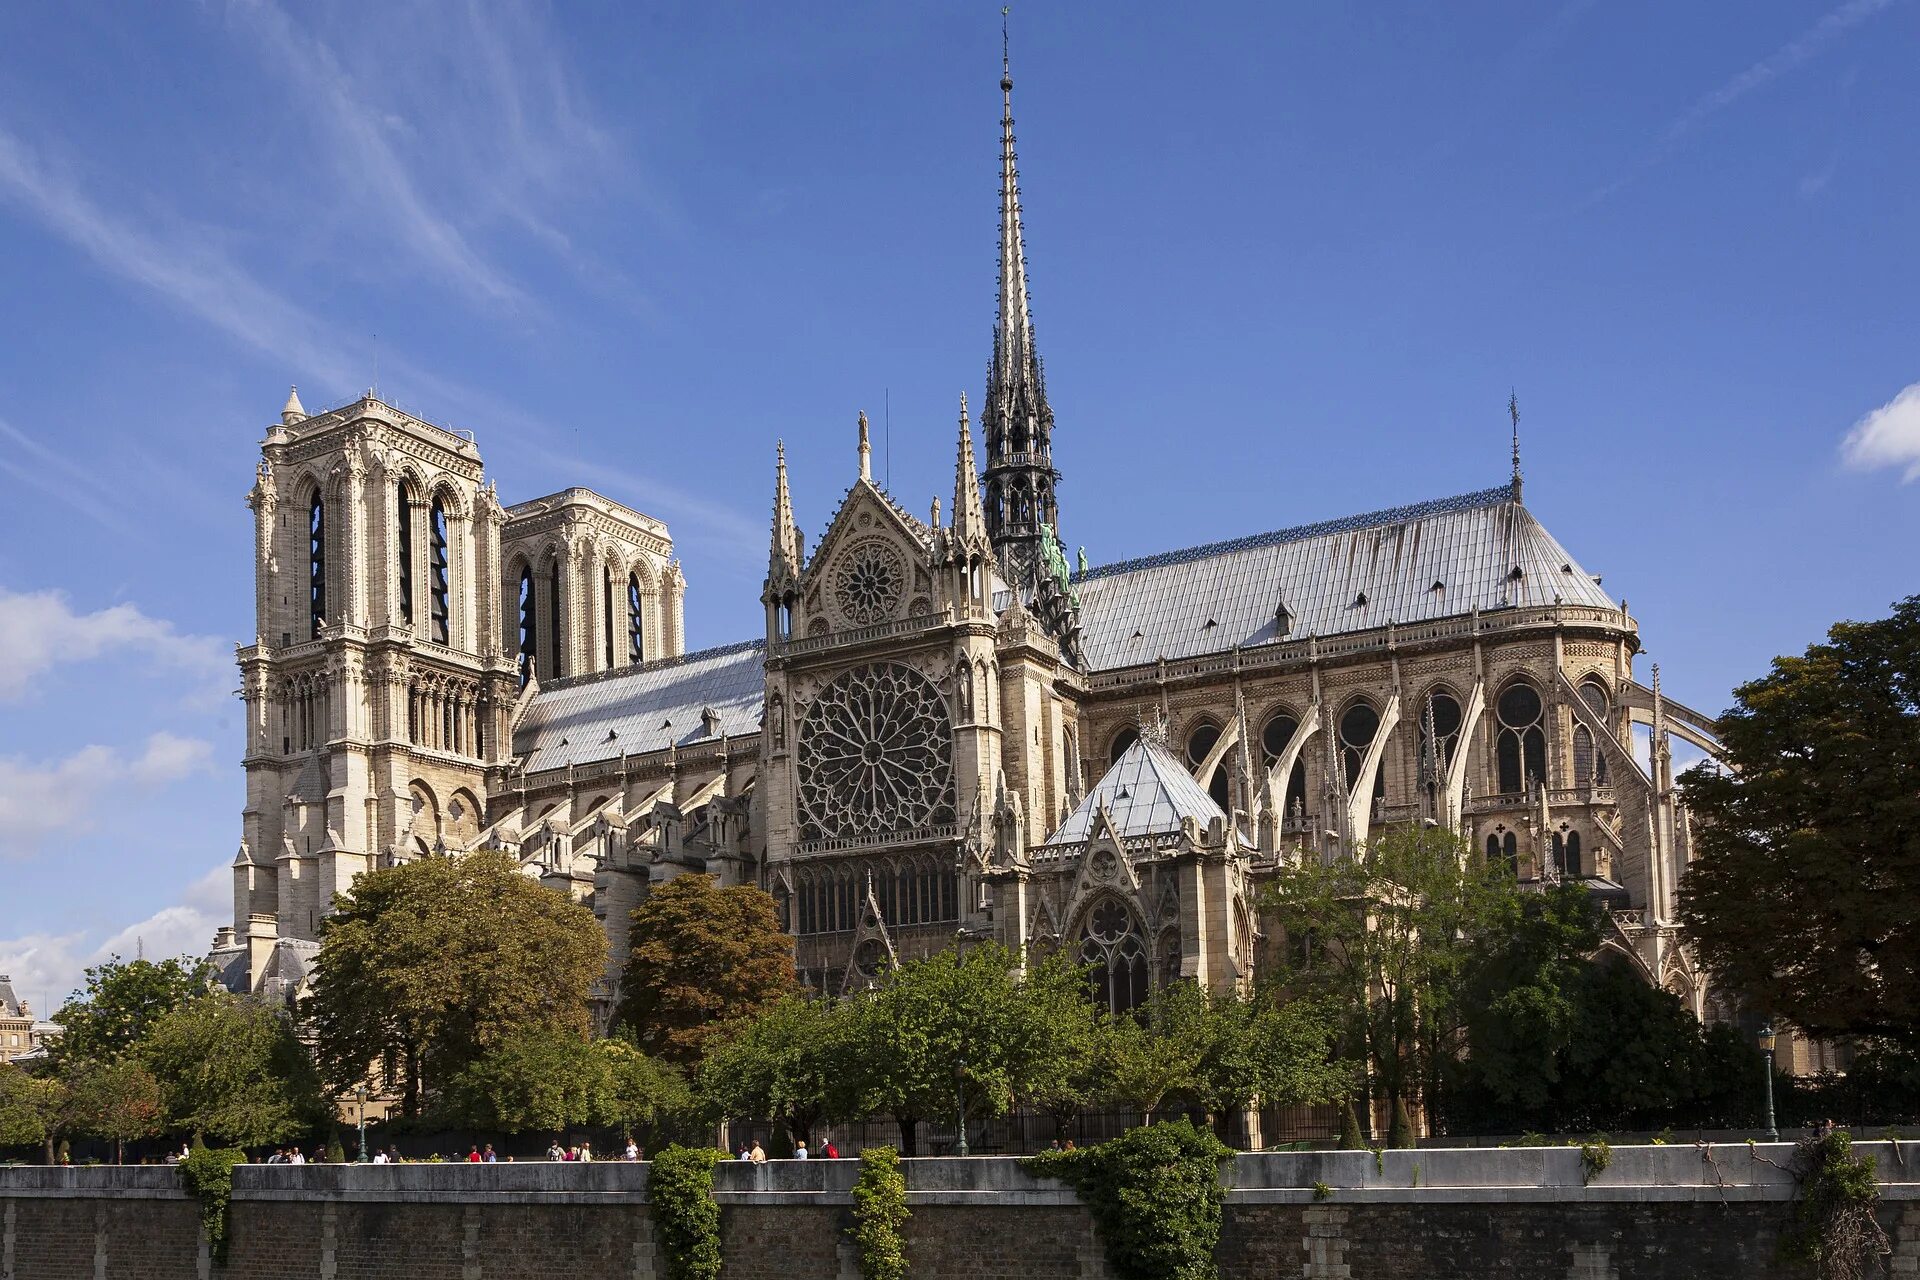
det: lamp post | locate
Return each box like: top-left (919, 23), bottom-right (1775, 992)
top-left (1757, 1022), bottom-right (1779, 1141)
top-left (356, 1083), bottom-right (370, 1163)
top-left (955, 1056), bottom-right (970, 1158)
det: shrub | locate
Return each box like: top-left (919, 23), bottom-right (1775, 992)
top-left (1579, 1135), bottom-right (1611, 1184)
top-left (649, 1144), bottom-right (725, 1280)
top-left (1026, 1119), bottom-right (1232, 1280)
top-left (1782, 1130), bottom-right (1889, 1280)
top-left (179, 1146), bottom-right (248, 1263)
top-left (848, 1146), bottom-right (910, 1280)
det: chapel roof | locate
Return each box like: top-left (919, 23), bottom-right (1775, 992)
top-left (1071, 486), bottom-right (1618, 672)
top-left (0, 975), bottom-right (23, 1018)
top-left (515, 639), bottom-right (766, 774)
top-left (1042, 735), bottom-right (1227, 848)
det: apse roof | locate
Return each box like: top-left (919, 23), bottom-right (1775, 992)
top-left (1042, 736), bottom-right (1227, 848)
top-left (515, 639), bottom-right (765, 773)
top-left (1071, 487), bottom-right (1617, 672)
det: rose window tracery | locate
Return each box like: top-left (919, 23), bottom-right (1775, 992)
top-left (833, 539), bottom-right (906, 626)
top-left (797, 662), bottom-right (955, 841)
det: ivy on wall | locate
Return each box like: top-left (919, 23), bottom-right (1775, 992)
top-left (1782, 1130), bottom-right (1889, 1280)
top-left (649, 1145), bottom-right (726, 1280)
top-left (1026, 1120), bottom-right (1234, 1280)
top-left (178, 1147), bottom-right (248, 1264)
top-left (848, 1146), bottom-right (911, 1280)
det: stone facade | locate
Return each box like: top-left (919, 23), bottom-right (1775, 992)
top-left (218, 49), bottom-right (1727, 1036)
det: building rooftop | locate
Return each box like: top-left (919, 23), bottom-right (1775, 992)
top-left (1043, 735), bottom-right (1228, 847)
top-left (515, 639), bottom-right (765, 773)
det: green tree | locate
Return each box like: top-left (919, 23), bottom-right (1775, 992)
top-left (697, 994), bottom-right (849, 1146)
top-left (614, 875), bottom-right (795, 1069)
top-left (1010, 957), bottom-right (1105, 1140)
top-left (50, 956), bottom-right (211, 1067)
top-left (595, 1036), bottom-right (693, 1137)
top-left (139, 994), bottom-right (326, 1147)
top-left (1094, 1012), bottom-right (1194, 1125)
top-left (1265, 826), bottom-right (1513, 1136)
top-left (442, 1028), bottom-right (689, 1135)
top-left (1139, 982), bottom-right (1347, 1139)
top-left (1679, 595), bottom-right (1920, 1051)
top-left (1456, 883), bottom-right (1603, 1114)
top-left (61, 1057), bottom-right (163, 1164)
top-left (305, 850), bottom-right (607, 1114)
top-left (0, 1064), bottom-right (64, 1163)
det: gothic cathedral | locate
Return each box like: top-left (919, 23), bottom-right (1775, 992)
top-left (215, 49), bottom-right (1726, 1026)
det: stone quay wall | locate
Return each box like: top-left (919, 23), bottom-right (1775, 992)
top-left (3, 1142), bottom-right (1918, 1279)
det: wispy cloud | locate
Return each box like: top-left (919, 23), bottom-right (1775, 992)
top-left (1582, 0), bottom-right (1895, 209)
top-left (0, 417), bottom-right (132, 533)
top-left (0, 863), bottom-right (229, 1011)
top-left (1841, 381), bottom-right (1920, 481)
top-left (0, 732), bottom-right (215, 859)
top-left (0, 586), bottom-right (229, 702)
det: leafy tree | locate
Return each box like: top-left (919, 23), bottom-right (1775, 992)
top-left (1265, 826), bottom-right (1514, 1135)
top-left (0, 1064), bottom-right (63, 1163)
top-left (1152, 982), bottom-right (1347, 1138)
top-left (139, 993), bottom-right (326, 1147)
top-left (1093, 1012), bottom-right (1192, 1125)
top-left (305, 850), bottom-right (607, 1114)
top-left (61, 1057), bottom-right (163, 1164)
top-left (697, 994), bottom-right (849, 1146)
top-left (50, 956), bottom-right (211, 1067)
top-left (441, 1028), bottom-right (689, 1135)
top-left (1456, 883), bottom-right (1603, 1114)
top-left (1010, 958), bottom-right (1106, 1140)
top-left (614, 875), bottom-right (795, 1068)
top-left (1679, 595), bottom-right (1920, 1051)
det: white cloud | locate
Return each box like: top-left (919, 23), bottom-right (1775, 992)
top-left (1841, 381), bottom-right (1920, 482)
top-left (0, 587), bottom-right (229, 703)
top-left (0, 864), bottom-right (229, 1015)
top-left (0, 732), bottom-right (216, 859)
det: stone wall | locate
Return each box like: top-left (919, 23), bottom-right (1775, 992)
top-left (3, 1144), bottom-right (1917, 1279)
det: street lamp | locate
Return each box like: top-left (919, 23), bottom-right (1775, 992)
top-left (1757, 1022), bottom-right (1779, 1141)
top-left (954, 1056), bottom-right (969, 1158)
top-left (356, 1083), bottom-right (370, 1163)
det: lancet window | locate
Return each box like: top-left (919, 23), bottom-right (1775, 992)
top-left (547, 561), bottom-right (564, 680)
top-left (516, 567), bottom-right (536, 688)
top-left (1573, 679), bottom-right (1612, 787)
top-left (1339, 700), bottom-right (1385, 803)
top-left (308, 492), bottom-right (326, 638)
top-left (1260, 711), bottom-right (1309, 820)
top-left (1184, 721), bottom-right (1231, 811)
top-left (1417, 688), bottom-right (1463, 802)
top-left (602, 567), bottom-right (616, 670)
top-left (629, 574), bottom-right (645, 663)
top-left (1079, 897), bottom-right (1148, 1015)
top-left (395, 484), bottom-right (413, 625)
top-left (429, 499), bottom-right (450, 645)
top-left (1495, 681), bottom-right (1548, 795)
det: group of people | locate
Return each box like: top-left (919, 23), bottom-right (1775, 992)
top-left (734, 1138), bottom-right (840, 1161)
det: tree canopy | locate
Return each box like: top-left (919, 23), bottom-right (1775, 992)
top-left (440, 1027), bottom-right (689, 1136)
top-left (1679, 595), bottom-right (1920, 1051)
top-left (614, 874), bottom-right (795, 1068)
top-left (138, 993), bottom-right (327, 1147)
top-left (304, 850), bottom-right (607, 1114)
top-left (50, 955), bottom-right (211, 1067)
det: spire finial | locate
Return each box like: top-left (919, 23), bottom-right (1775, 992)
top-left (857, 410), bottom-right (872, 482)
top-left (1002, 7), bottom-right (1012, 91)
top-left (281, 385), bottom-right (307, 426)
top-left (1508, 389), bottom-right (1524, 503)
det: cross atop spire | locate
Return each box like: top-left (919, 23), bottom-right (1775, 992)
top-left (1509, 389), bottom-right (1524, 503)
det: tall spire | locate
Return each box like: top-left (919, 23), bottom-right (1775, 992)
top-left (952, 392), bottom-right (988, 548)
top-left (768, 440), bottom-right (801, 585)
top-left (981, 9), bottom-right (1060, 598)
top-left (1508, 389), bottom-right (1524, 503)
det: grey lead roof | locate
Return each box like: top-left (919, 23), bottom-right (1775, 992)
top-left (0, 975), bottom-right (21, 1017)
top-left (1072, 487), bottom-right (1617, 672)
top-left (1043, 736), bottom-right (1227, 847)
top-left (515, 639), bottom-right (766, 773)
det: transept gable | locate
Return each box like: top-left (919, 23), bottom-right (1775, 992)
top-left (797, 480), bottom-right (939, 636)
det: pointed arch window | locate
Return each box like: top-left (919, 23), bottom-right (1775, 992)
top-left (547, 561), bottom-right (564, 680)
top-left (1502, 830), bottom-right (1518, 875)
top-left (1109, 726), bottom-right (1139, 767)
top-left (1185, 721), bottom-right (1230, 811)
top-left (1417, 690), bottom-right (1463, 803)
top-left (1079, 898), bottom-right (1148, 1015)
top-left (1496, 682), bottom-right (1547, 795)
top-left (429, 498), bottom-right (450, 645)
top-left (1575, 680), bottom-right (1611, 785)
top-left (516, 567), bottom-right (536, 688)
top-left (1261, 711), bottom-right (1309, 821)
top-left (602, 567), bottom-right (616, 671)
top-left (308, 491), bottom-right (326, 638)
top-left (628, 574), bottom-right (645, 663)
top-left (1565, 830), bottom-right (1584, 878)
top-left (395, 484), bottom-right (413, 625)
top-left (1339, 700), bottom-right (1385, 802)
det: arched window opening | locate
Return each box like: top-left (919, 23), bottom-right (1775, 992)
top-left (1079, 897), bottom-right (1148, 1015)
top-left (628, 574), bottom-right (645, 662)
top-left (1185, 721), bottom-right (1230, 810)
top-left (1418, 690), bottom-right (1463, 800)
top-left (547, 561), bottom-right (564, 680)
top-left (1109, 726), bottom-right (1139, 767)
top-left (1502, 830), bottom-right (1518, 875)
top-left (1573, 725), bottom-right (1596, 787)
top-left (516, 567), bottom-right (536, 688)
top-left (429, 499), bottom-right (450, 645)
top-left (1578, 680), bottom-right (1612, 783)
top-left (1339, 701), bottom-right (1385, 802)
top-left (1566, 831), bottom-right (1584, 878)
top-left (1550, 831), bottom-right (1565, 877)
top-left (395, 485), bottom-right (413, 625)
top-left (602, 567), bottom-right (616, 671)
top-left (1260, 711), bottom-right (1309, 820)
top-left (1495, 682), bottom-right (1547, 795)
top-left (308, 492), bottom-right (326, 639)
top-left (1485, 833), bottom-right (1500, 864)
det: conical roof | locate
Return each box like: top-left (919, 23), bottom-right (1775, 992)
top-left (1042, 735), bottom-right (1226, 847)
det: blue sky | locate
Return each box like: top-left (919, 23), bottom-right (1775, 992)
top-left (2, 2), bottom-right (1917, 1011)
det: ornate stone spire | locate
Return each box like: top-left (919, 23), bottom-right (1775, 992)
top-left (857, 410), bottom-right (872, 484)
top-left (951, 392), bottom-right (988, 551)
top-left (1509, 389), bottom-right (1523, 504)
top-left (768, 440), bottom-right (801, 587)
top-left (980, 17), bottom-right (1060, 596)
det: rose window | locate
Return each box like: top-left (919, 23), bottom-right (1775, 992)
top-left (797, 662), bottom-right (955, 840)
top-left (833, 540), bottom-right (906, 626)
